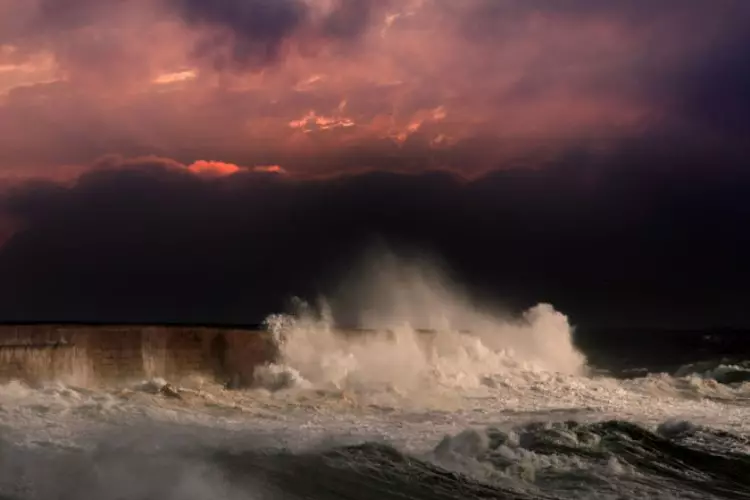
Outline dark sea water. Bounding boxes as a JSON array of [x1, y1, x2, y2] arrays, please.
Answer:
[[202, 420, 750, 500], [578, 327, 750, 379]]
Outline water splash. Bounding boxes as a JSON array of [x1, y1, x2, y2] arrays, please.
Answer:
[[257, 251, 586, 393]]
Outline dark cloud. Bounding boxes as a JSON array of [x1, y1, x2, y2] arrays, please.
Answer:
[[455, 0, 732, 30], [454, 0, 750, 138], [174, 0, 386, 69], [178, 0, 307, 68], [1, 149, 749, 328], [673, 29, 750, 136], [320, 0, 375, 38]]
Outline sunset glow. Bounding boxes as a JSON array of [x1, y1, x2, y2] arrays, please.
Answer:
[[153, 69, 198, 85], [0, 0, 743, 178], [187, 160, 241, 177]]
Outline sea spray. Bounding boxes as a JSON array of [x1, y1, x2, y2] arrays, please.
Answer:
[[254, 251, 586, 393]]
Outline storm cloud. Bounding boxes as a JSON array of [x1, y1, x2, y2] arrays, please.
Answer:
[[0, 149, 749, 327], [173, 0, 385, 69]]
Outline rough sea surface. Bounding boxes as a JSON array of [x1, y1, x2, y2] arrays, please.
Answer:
[[2, 298, 750, 500]]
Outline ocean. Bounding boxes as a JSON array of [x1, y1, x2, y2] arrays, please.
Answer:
[[1, 298, 750, 500]]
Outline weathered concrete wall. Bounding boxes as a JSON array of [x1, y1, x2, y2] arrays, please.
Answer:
[[0, 325, 276, 387]]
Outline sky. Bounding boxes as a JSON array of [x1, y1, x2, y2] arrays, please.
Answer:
[[0, 0, 749, 327]]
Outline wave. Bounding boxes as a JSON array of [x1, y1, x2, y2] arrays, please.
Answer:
[[432, 419, 750, 499], [2, 419, 749, 500], [674, 360, 750, 385], [251, 251, 586, 395], [256, 302, 583, 393]]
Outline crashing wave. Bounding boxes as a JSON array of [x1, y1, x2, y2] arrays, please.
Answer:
[[253, 301, 585, 394], [674, 360, 750, 385], [250, 252, 586, 394], [252, 363, 311, 391]]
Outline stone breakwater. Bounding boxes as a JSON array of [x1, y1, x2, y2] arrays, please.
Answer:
[[0, 324, 276, 387]]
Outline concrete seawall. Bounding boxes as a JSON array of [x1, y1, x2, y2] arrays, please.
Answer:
[[0, 324, 277, 387]]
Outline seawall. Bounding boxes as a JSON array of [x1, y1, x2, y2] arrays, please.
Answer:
[[0, 324, 277, 387]]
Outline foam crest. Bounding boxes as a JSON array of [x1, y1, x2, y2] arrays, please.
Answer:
[[257, 251, 586, 393]]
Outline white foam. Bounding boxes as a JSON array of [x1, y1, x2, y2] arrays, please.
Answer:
[[257, 251, 586, 395], [252, 363, 311, 391], [674, 361, 750, 385]]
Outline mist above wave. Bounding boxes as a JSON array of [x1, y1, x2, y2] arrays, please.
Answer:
[[255, 251, 586, 393]]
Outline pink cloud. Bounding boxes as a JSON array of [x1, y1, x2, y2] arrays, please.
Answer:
[[0, 0, 744, 177]]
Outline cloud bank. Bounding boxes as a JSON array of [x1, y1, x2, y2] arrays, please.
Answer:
[[0, 150, 748, 327]]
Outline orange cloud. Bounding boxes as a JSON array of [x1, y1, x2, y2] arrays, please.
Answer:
[[187, 160, 241, 177], [253, 165, 287, 174], [152, 69, 198, 85], [289, 111, 356, 133], [186, 161, 286, 178]]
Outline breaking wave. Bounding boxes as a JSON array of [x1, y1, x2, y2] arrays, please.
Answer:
[[252, 251, 586, 394], [674, 360, 750, 385]]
